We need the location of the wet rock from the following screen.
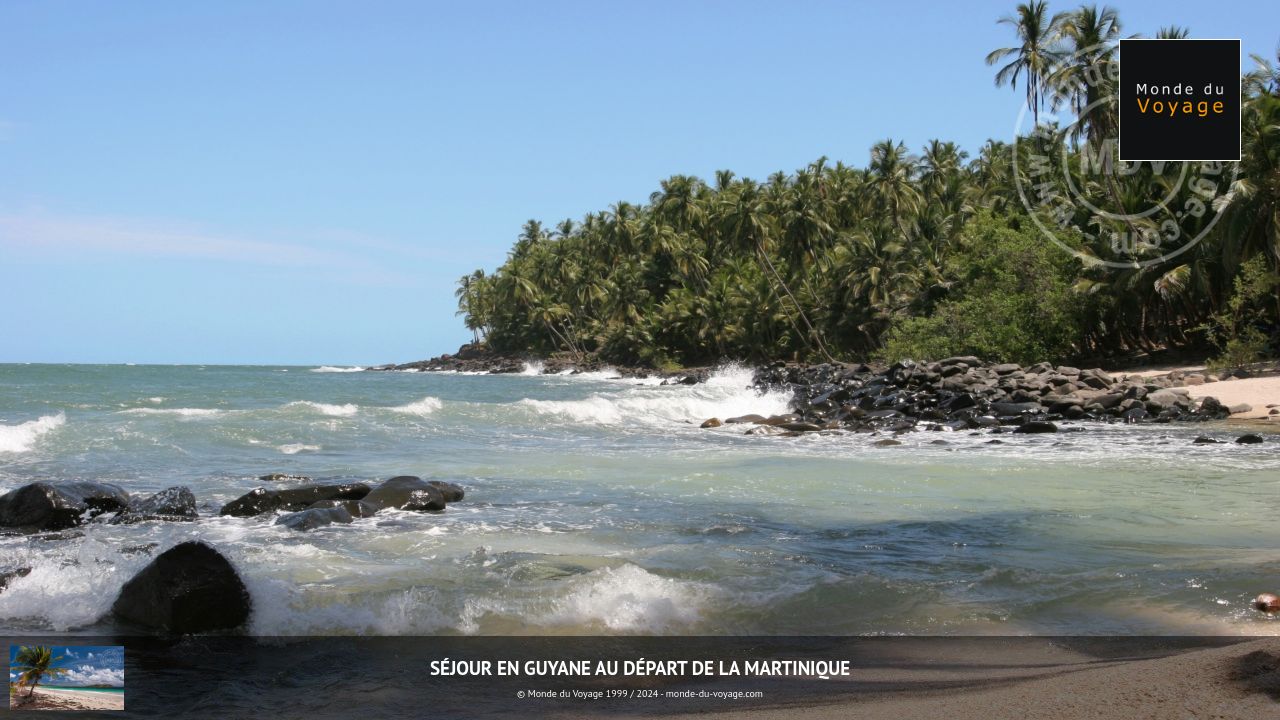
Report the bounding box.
[724,414,767,424]
[121,543,159,555]
[1193,435,1221,444]
[275,505,354,531]
[219,483,371,517]
[361,476,446,512]
[990,402,1042,416]
[872,438,902,447]
[0,482,131,531]
[306,498,380,518]
[426,480,465,503]
[700,417,722,428]
[0,566,31,591]
[111,541,251,634]
[1237,434,1265,445]
[1229,403,1254,415]
[780,422,823,432]
[258,473,311,482]
[1012,421,1058,434]
[112,486,198,524]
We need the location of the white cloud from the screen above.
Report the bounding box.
[60,664,124,688]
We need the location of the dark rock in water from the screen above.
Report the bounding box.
[930,439,950,445]
[275,506,354,531]
[700,417,722,428]
[872,438,902,447]
[362,476,446,512]
[991,402,1042,416]
[760,414,802,426]
[0,482,131,531]
[1193,436,1221,444]
[258,473,311,482]
[724,414,767,424]
[780,422,822,432]
[426,480,465,503]
[307,499,380,518]
[219,483,371,517]
[111,541,250,634]
[1121,407,1149,423]
[121,543,159,555]
[112,486,198,524]
[0,566,32,591]
[1237,434,1265,445]
[1013,421,1058,434]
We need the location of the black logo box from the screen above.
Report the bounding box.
[1119,39,1241,162]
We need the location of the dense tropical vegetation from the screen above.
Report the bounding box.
[456,4,1279,368]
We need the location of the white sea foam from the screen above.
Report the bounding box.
[520,360,545,376]
[278,443,321,454]
[388,396,444,416]
[516,365,788,426]
[285,401,359,416]
[536,564,710,632]
[0,413,66,453]
[311,366,365,373]
[146,396,166,403]
[119,407,223,417]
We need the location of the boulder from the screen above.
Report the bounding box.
[111,486,197,524]
[1228,403,1254,415]
[1237,434,1265,445]
[361,476,446,512]
[111,541,251,634]
[700,418,722,428]
[306,499,380,518]
[275,506,353,531]
[0,482,131,531]
[1192,436,1221,444]
[725,414,767,424]
[872,438,902,446]
[219,483,371,517]
[0,566,31,591]
[426,480,465,503]
[990,401,1042,416]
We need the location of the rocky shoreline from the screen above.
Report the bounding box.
[368,343,712,384]
[0,474,467,634]
[725,357,1263,440]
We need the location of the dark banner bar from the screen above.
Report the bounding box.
[2,636,1271,718]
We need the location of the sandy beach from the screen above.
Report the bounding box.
[1117,365,1280,422]
[9,686,124,711]
[643,638,1280,720]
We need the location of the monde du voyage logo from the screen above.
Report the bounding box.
[1119,38,1241,162]
[1014,38,1242,269]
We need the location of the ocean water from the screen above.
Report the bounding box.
[1,363,1278,636]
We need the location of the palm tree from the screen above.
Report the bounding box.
[987,1,1065,125]
[12,645,69,703]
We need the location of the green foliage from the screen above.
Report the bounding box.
[1204,255,1277,370]
[878,214,1088,364]
[450,6,1280,368]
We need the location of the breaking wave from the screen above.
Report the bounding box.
[516,365,788,426]
[310,366,365,373]
[0,413,66,453]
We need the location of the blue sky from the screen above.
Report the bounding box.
[1,1,1276,364]
[9,645,125,688]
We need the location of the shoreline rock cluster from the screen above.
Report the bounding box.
[0,474,468,634]
[703,358,1263,439]
[369,342,711,385]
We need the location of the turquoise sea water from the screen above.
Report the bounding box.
[37,686,125,694]
[1,363,1278,635]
